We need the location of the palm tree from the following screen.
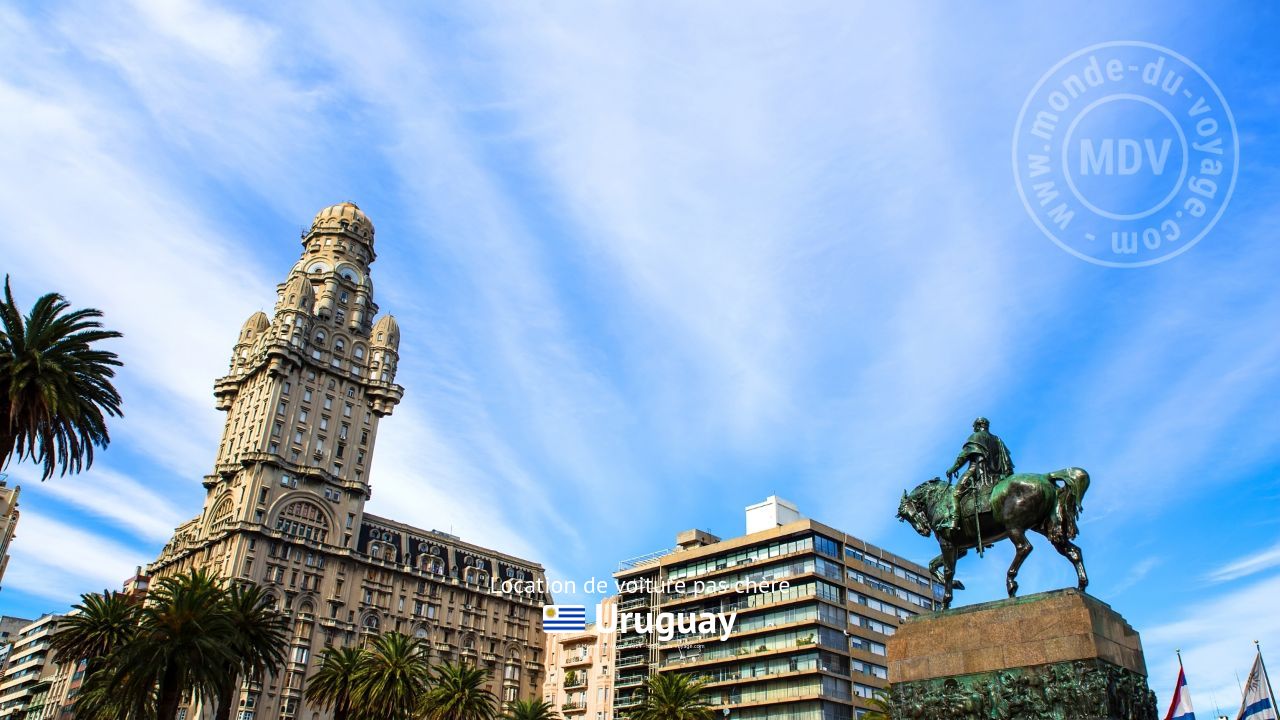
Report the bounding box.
[502,698,558,720]
[0,276,123,480]
[306,646,368,720]
[106,570,237,720]
[212,583,290,720]
[861,688,893,720]
[353,632,432,720]
[75,661,158,720]
[419,661,498,720]
[632,673,713,720]
[49,590,139,672]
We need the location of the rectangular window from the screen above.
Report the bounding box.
[324,396,334,410]
[294,430,304,444]
[340,424,349,440]
[282,382,291,395]
[303,389,313,402]
[320,417,329,431]
[272,422,282,437]
[344,403,352,418]
[299,409,309,422]
[277,402,286,415]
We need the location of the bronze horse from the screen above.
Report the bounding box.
[897,468,1090,608]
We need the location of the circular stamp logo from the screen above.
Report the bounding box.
[1013,41,1238,267]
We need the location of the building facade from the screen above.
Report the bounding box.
[0,617,33,674]
[543,596,617,720]
[613,497,942,720]
[0,481,19,591]
[0,614,62,720]
[149,203,550,720]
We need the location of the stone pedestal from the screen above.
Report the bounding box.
[886,589,1157,720]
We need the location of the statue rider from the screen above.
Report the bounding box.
[938,417,1014,531]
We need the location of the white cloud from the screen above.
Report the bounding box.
[1144,574,1280,714]
[3,512,149,603]
[1207,540,1280,584]
[11,467,186,543]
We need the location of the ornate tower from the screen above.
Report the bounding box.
[151,205,549,720]
[154,201,403,573]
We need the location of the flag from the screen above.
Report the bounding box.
[1165,667,1196,720]
[1237,652,1277,720]
[543,605,586,632]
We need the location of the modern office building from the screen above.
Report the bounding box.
[0,617,32,675]
[543,596,618,720]
[0,481,19,591]
[612,496,942,720]
[148,203,550,720]
[0,614,63,720]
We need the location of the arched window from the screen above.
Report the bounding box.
[208,498,234,533]
[275,500,329,543]
[334,339,345,354]
[314,331,326,346]
[353,345,365,360]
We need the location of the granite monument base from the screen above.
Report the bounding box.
[886,589,1158,720]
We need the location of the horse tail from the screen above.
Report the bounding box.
[1048,467,1089,543]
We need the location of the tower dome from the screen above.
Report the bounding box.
[239,311,270,341]
[371,314,400,350]
[279,274,316,312]
[309,202,374,242]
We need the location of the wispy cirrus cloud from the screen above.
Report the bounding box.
[1207,540,1280,584]
[1,11,1280,708]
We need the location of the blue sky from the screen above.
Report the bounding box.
[1,1,1278,713]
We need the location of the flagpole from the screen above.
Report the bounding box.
[1257,641,1276,709]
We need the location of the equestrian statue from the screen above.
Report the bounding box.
[897,418,1090,609]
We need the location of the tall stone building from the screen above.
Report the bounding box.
[150,203,549,720]
[0,480,19,591]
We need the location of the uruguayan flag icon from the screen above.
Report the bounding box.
[543,605,587,632]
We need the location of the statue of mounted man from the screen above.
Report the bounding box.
[897,417,1091,609]
[939,417,1015,534]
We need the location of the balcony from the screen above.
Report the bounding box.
[563,677,587,690]
[562,654,593,668]
[619,597,650,611]
[613,696,643,709]
[616,636,646,649]
[561,702,587,715]
[616,656,646,668]
[615,674,646,688]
